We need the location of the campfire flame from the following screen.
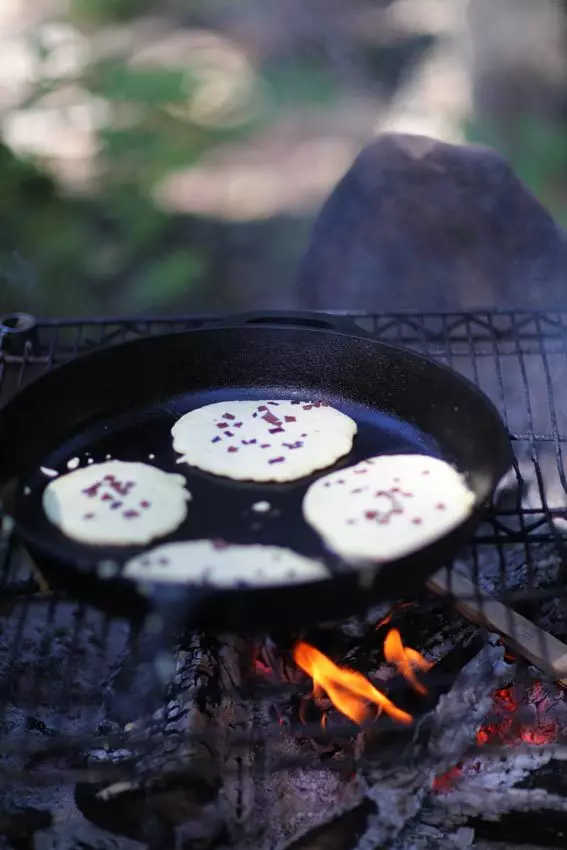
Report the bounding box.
[384,628,434,695]
[293,629,432,727]
[293,641,412,726]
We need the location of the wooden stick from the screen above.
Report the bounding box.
[426,566,567,688]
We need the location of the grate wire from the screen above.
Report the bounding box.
[0,311,566,775]
[0,311,566,591]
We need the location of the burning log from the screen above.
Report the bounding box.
[65,572,557,850]
[217,634,508,850]
[470,758,567,848]
[77,635,229,845]
[354,637,509,849]
[381,668,567,850]
[0,808,52,850]
[286,800,376,850]
[418,750,567,849]
[74,627,507,850]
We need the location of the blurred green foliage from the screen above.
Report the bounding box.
[70,0,154,24]
[4,0,567,319]
[465,117,567,229]
[0,0,342,317]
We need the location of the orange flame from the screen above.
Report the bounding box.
[375,602,416,631]
[384,628,433,695]
[292,641,413,726]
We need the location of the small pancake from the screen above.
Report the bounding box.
[302,454,475,564]
[171,399,357,482]
[42,460,191,546]
[123,540,329,586]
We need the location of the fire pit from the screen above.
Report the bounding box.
[1,311,567,850]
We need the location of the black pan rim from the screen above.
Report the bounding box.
[0,322,512,511]
[0,316,513,626]
[0,318,510,447]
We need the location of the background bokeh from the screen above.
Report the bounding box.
[0,0,566,317]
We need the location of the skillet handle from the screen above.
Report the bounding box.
[218,310,374,338]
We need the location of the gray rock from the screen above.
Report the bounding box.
[298,133,567,311]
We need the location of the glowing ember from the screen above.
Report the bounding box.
[433,764,463,793]
[254,657,272,676]
[293,640,413,726]
[375,602,416,631]
[475,682,558,747]
[384,628,433,695]
[435,679,559,793]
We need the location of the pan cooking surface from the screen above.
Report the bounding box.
[0,318,512,627]
[15,387,443,571]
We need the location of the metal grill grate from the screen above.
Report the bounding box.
[1,311,567,785]
[3,312,565,593]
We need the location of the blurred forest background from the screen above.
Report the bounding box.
[0,0,567,317]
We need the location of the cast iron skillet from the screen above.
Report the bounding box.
[0,311,512,633]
